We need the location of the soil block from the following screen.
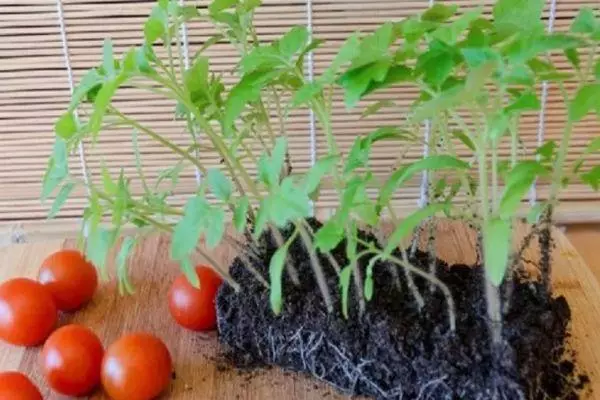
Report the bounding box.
[216,221,588,400]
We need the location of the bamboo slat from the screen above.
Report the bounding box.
[0,0,599,225]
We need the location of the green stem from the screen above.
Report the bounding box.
[110,108,207,174]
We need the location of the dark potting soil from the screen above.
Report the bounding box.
[216,220,589,400]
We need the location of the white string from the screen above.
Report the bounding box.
[56,0,91,196]
[306,0,317,168]
[418,0,435,209]
[529,0,558,206]
[179,0,202,186]
[306,0,317,213]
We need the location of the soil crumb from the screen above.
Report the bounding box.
[216,220,589,400]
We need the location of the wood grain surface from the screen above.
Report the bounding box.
[0,221,598,399]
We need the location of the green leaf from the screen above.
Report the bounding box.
[54,112,78,140]
[42,139,69,200]
[89,78,123,138]
[493,0,544,36]
[361,100,396,119]
[102,39,115,77]
[278,26,309,60]
[527,203,545,224]
[322,33,361,83]
[209,0,238,14]
[340,60,392,108]
[303,155,338,195]
[499,177,536,219]
[234,197,249,233]
[290,82,323,108]
[207,168,233,201]
[486,113,510,144]
[144,6,167,44]
[86,227,113,276]
[584,137,600,154]
[314,220,344,252]
[383,203,448,256]
[192,34,225,61]
[461,48,501,69]
[268,178,312,227]
[116,236,136,295]
[346,221,358,260]
[451,130,476,151]
[431,9,482,44]
[339,266,353,319]
[379,155,470,208]
[171,197,209,260]
[180,258,200,289]
[536,140,557,161]
[582,166,600,191]
[505,160,549,188]
[224,69,281,129]
[569,83,600,122]
[571,8,598,34]
[364,257,378,301]
[69,69,102,111]
[502,64,535,86]
[269,239,291,315]
[362,65,413,97]
[258,137,287,187]
[253,199,270,239]
[483,217,512,286]
[205,208,225,249]
[507,34,586,64]
[48,182,75,219]
[418,43,457,87]
[412,85,463,122]
[350,22,395,69]
[295,38,325,71]
[344,137,370,174]
[505,91,541,114]
[185,56,209,94]
[422,3,458,23]
[565,48,581,70]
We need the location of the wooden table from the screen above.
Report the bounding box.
[0,222,599,399]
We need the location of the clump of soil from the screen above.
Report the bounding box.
[216,220,588,400]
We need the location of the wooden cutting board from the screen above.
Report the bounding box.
[0,221,598,399]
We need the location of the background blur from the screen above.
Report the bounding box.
[1,0,599,239]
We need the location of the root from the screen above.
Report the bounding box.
[388,254,455,332]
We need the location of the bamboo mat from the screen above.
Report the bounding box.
[0,220,598,399]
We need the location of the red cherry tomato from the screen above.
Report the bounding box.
[168,265,223,331]
[0,278,57,346]
[38,249,98,312]
[40,324,104,396]
[101,333,172,400]
[0,371,42,400]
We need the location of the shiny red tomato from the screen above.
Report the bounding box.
[168,265,223,331]
[38,249,98,312]
[40,324,104,396]
[101,333,172,400]
[0,278,57,346]
[0,372,43,400]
